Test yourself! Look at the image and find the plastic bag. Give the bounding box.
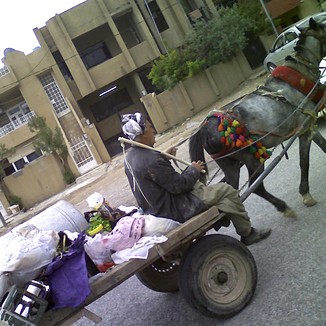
[142,214,180,236]
[86,192,104,209]
[0,225,59,273]
[84,233,113,265]
[45,232,90,309]
[101,216,144,252]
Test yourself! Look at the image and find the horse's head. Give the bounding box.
[287,17,326,81]
[296,17,326,61]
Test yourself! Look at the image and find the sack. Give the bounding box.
[45,232,90,309]
[0,225,59,273]
[142,214,180,236]
[0,225,59,303]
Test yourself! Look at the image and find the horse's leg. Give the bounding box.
[312,129,326,153]
[215,157,241,189]
[242,154,296,217]
[299,133,317,206]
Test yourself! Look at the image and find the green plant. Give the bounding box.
[148,2,270,91]
[63,169,76,184]
[8,195,23,209]
[28,116,68,169]
[148,50,190,90]
[0,144,16,178]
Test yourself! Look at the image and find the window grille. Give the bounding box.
[39,73,70,117]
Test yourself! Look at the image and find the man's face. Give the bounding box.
[139,120,156,147]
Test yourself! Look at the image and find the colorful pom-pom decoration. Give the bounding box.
[206,113,272,163]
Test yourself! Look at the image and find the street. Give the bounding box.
[73,119,326,326]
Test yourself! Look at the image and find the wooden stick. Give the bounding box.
[118,137,206,174]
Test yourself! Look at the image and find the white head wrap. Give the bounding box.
[121,113,146,140]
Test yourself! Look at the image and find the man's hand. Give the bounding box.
[165,146,178,158]
[191,160,206,172]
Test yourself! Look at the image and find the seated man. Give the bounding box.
[121,113,271,246]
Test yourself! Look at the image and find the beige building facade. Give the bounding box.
[0,0,322,212]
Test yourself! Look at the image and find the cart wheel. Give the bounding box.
[136,257,179,293]
[178,234,257,318]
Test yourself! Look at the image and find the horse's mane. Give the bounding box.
[294,30,307,54]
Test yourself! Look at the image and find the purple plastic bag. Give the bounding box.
[45,232,90,309]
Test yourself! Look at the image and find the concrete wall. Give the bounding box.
[3,153,66,209]
[141,53,253,134]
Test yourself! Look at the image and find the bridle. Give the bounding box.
[293,26,326,81]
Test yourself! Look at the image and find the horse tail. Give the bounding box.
[189,130,208,184]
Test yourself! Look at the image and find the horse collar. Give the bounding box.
[271,66,324,103]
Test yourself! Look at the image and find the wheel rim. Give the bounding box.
[268,63,276,72]
[200,250,251,305]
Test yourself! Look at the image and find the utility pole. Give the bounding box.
[259,0,279,37]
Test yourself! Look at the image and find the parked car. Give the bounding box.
[263,12,326,72]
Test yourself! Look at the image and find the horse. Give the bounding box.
[189,18,326,217]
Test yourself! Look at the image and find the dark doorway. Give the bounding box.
[104,132,130,158]
[243,37,267,70]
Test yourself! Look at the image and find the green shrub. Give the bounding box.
[8,195,23,209]
[148,1,270,91]
[63,169,76,184]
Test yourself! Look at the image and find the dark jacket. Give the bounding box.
[124,146,206,222]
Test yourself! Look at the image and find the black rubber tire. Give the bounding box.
[178,234,257,319]
[267,62,277,72]
[136,257,179,292]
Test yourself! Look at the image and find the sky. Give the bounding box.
[1,0,86,61]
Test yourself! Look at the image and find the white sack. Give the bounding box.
[142,214,180,236]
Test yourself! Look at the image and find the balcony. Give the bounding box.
[0,111,36,138]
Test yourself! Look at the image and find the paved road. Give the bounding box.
[73,120,326,326]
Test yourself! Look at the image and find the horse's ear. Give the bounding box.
[309,18,319,30]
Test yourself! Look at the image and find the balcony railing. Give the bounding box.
[0,111,36,138]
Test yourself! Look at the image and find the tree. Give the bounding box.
[148,1,270,91]
[0,144,16,178]
[28,116,75,184]
[185,6,253,67]
[148,50,200,90]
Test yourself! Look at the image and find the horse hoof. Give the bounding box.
[302,193,317,207]
[283,207,297,218]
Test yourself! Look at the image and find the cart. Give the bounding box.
[27,207,256,325]
[5,92,321,325]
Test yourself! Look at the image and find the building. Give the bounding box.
[0,0,321,213]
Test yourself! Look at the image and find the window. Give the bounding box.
[115,13,142,49]
[147,0,169,32]
[90,88,133,122]
[273,36,285,51]
[284,31,298,44]
[7,102,31,127]
[39,73,70,118]
[3,150,43,176]
[80,42,112,69]
[53,51,73,81]
[3,164,15,176]
[13,158,26,171]
[26,150,42,162]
